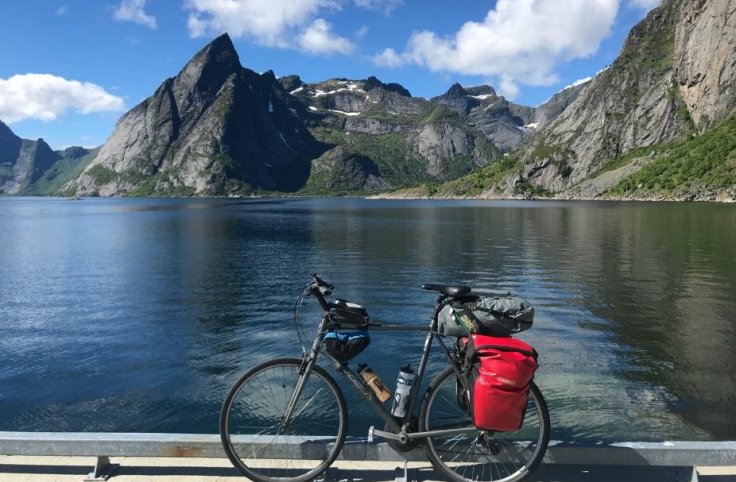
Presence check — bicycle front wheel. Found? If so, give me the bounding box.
[220,358,348,482]
[420,366,550,482]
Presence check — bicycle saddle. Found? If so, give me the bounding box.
[421,284,472,297]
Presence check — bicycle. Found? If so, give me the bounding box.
[220,274,550,482]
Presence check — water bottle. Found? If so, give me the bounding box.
[391,364,416,418]
[358,364,392,403]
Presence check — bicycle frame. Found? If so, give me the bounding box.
[282,293,475,444]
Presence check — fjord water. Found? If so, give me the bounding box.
[1,197,735,441]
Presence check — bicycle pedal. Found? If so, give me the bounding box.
[367,425,375,443]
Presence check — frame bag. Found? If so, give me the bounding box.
[467,334,538,432]
[323,330,370,362]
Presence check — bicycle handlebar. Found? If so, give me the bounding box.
[307,273,333,311]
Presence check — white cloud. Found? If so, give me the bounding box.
[374,0,619,95]
[354,26,369,40]
[372,47,406,68]
[299,19,354,55]
[56,5,68,15]
[185,0,360,55]
[353,0,403,14]
[114,0,157,29]
[629,0,661,10]
[498,77,519,99]
[0,74,125,124]
[185,0,334,45]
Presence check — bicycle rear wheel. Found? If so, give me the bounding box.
[420,366,550,482]
[220,358,348,482]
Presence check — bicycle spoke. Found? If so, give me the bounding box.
[221,359,346,482]
[422,366,549,482]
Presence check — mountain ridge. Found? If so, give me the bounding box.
[4,0,732,200]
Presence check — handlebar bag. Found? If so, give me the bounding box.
[328,299,369,328]
[466,334,538,432]
[452,294,533,337]
[323,330,370,362]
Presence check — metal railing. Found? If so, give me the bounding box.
[1,432,735,481]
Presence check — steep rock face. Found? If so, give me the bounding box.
[675,0,736,128]
[0,121,22,166]
[68,34,319,196]
[305,146,391,192]
[0,122,60,195]
[430,82,583,153]
[512,0,736,193]
[410,122,488,178]
[534,82,590,125]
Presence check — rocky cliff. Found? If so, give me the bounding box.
[491,0,736,197]
[21,1,726,200]
[0,121,64,195]
[57,33,582,196]
[294,76,502,192]
[66,34,320,196]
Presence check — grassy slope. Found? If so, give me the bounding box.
[22,148,100,195]
[608,114,736,196]
[303,104,499,194]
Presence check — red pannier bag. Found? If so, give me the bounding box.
[468,334,538,432]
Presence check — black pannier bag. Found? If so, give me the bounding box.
[452,294,533,336]
[323,331,370,362]
[327,299,369,328]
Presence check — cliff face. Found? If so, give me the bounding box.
[67,34,319,196]
[430,82,586,154]
[0,121,62,195]
[508,0,736,194]
[55,28,585,197]
[675,0,736,129]
[283,76,502,192]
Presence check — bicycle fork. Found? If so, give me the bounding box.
[280,317,329,429]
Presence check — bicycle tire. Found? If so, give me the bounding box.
[420,366,550,482]
[220,358,348,482]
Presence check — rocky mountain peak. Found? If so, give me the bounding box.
[0,120,22,165]
[445,83,468,98]
[465,85,497,97]
[279,75,303,92]
[61,146,89,161]
[173,33,241,96]
[363,76,411,97]
[260,70,277,83]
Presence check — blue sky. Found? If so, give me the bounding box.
[0,0,660,149]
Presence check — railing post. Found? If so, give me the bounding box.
[84,456,119,481]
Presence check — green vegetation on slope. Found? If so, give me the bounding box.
[432,155,520,197]
[309,127,430,188]
[610,115,736,196]
[617,1,677,74]
[23,149,99,195]
[86,164,117,185]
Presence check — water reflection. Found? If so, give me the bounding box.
[0,198,734,441]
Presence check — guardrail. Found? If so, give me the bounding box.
[1,432,735,481]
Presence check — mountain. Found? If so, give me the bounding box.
[0,120,96,196]
[6,1,732,199]
[59,34,583,197]
[291,76,501,193]
[66,34,321,197]
[448,0,736,200]
[0,120,66,195]
[430,81,588,154]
